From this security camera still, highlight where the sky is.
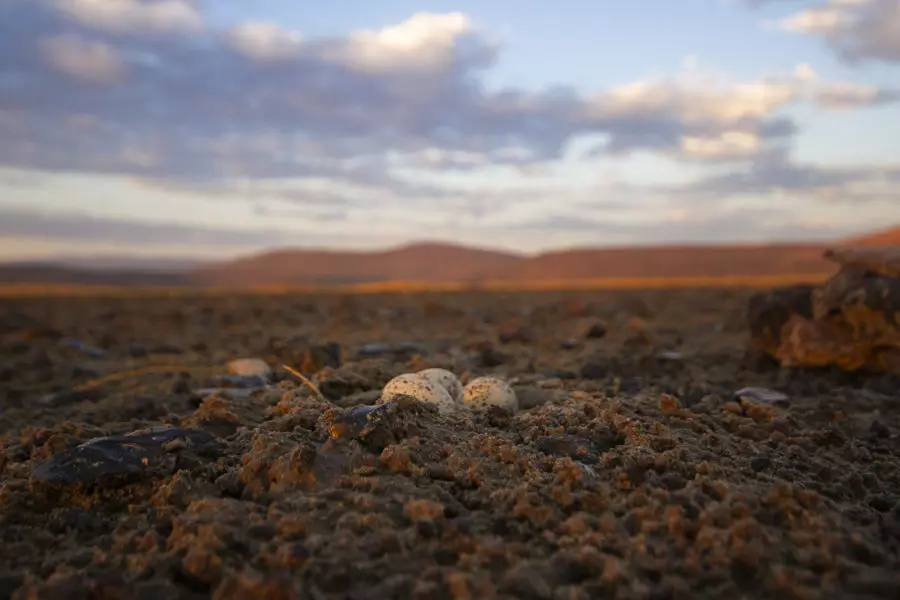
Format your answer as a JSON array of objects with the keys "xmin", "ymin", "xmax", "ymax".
[{"xmin": 1, "ymin": 0, "xmax": 899, "ymax": 262}]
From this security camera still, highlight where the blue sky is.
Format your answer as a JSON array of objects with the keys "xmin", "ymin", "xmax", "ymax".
[{"xmin": 1, "ymin": 0, "xmax": 899, "ymax": 262}]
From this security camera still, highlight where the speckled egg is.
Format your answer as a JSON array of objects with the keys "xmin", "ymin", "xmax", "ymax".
[
  {"xmin": 462, "ymin": 376, "xmax": 518, "ymax": 412},
  {"xmin": 416, "ymin": 368, "xmax": 464, "ymax": 403},
  {"xmin": 380, "ymin": 373, "xmax": 457, "ymax": 414}
]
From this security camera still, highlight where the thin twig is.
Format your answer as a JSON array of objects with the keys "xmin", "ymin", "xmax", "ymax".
[{"xmin": 281, "ymin": 364, "xmax": 327, "ymax": 402}]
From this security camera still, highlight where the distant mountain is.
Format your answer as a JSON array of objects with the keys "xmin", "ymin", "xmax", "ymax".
[
  {"xmin": 844, "ymin": 226, "xmax": 900, "ymax": 247},
  {"xmin": 191, "ymin": 243, "xmax": 524, "ymax": 286},
  {"xmin": 480, "ymin": 244, "xmax": 832, "ymax": 281},
  {"xmin": 0, "ymin": 227, "xmax": 897, "ymax": 287}
]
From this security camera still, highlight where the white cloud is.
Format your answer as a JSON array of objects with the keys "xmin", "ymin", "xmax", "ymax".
[
  {"xmin": 225, "ymin": 22, "xmax": 304, "ymax": 61},
  {"xmin": 225, "ymin": 12, "xmax": 480, "ymax": 73},
  {"xmin": 55, "ymin": 0, "xmax": 203, "ymax": 35},
  {"xmin": 812, "ymin": 82, "xmax": 892, "ymax": 109},
  {"xmin": 339, "ymin": 12, "xmax": 475, "ymax": 73},
  {"xmin": 778, "ymin": 0, "xmax": 900, "ymax": 63},
  {"xmin": 681, "ymin": 131, "xmax": 762, "ymax": 159}
]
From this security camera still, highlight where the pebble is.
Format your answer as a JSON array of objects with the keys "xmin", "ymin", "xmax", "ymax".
[
  {"xmin": 578, "ymin": 319, "xmax": 608, "ymax": 339},
  {"xmin": 498, "ymin": 323, "xmax": 535, "ymax": 344},
  {"xmin": 39, "ymin": 388, "xmax": 104, "ymax": 407},
  {"xmin": 462, "ymin": 376, "xmax": 518, "ymax": 412},
  {"xmin": 58, "ymin": 338, "xmax": 105, "ymax": 358},
  {"xmin": 579, "ymin": 360, "xmax": 608, "ymax": 380},
  {"xmin": 734, "ymin": 387, "xmax": 790, "ymax": 407},
  {"xmin": 127, "ymin": 343, "xmax": 149, "ymax": 358},
  {"xmin": 210, "ymin": 374, "xmax": 269, "ymax": 389},
  {"xmin": 357, "ymin": 342, "xmax": 425, "ymax": 358},
  {"xmin": 536, "ymin": 434, "xmax": 598, "ymax": 464},
  {"xmin": 299, "ymin": 342, "xmax": 342, "ymax": 373},
  {"xmin": 227, "ymin": 358, "xmax": 272, "ymax": 379},
  {"xmin": 328, "ymin": 404, "xmax": 390, "ymax": 441}
]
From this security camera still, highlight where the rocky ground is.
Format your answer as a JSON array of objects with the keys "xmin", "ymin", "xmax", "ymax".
[{"xmin": 1, "ymin": 288, "xmax": 899, "ymax": 599}]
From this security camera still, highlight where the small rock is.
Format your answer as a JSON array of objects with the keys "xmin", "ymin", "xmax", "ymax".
[
  {"xmin": 578, "ymin": 319, "xmax": 608, "ymax": 340},
  {"xmin": 150, "ymin": 343, "xmax": 184, "ymax": 355},
  {"xmin": 537, "ymin": 435, "xmax": 598, "ymax": 464},
  {"xmin": 357, "ymin": 342, "xmax": 425, "ymax": 359},
  {"xmin": 473, "ymin": 341, "xmax": 508, "ymax": 367},
  {"xmin": 559, "ymin": 339, "xmax": 578, "ymax": 350},
  {"xmin": 127, "ymin": 343, "xmax": 149, "ymax": 358},
  {"xmin": 734, "ymin": 387, "xmax": 790, "ymax": 408},
  {"xmin": 39, "ymin": 388, "xmax": 104, "ymax": 407},
  {"xmin": 870, "ymin": 419, "xmax": 891, "ymax": 438},
  {"xmin": 750, "ymin": 456, "xmax": 771, "ymax": 472},
  {"xmin": 171, "ymin": 377, "xmax": 192, "ymax": 395},
  {"xmin": 208, "ymin": 374, "xmax": 268, "ymax": 389},
  {"xmin": 498, "ymin": 322, "xmax": 534, "ymax": 344},
  {"xmin": 299, "ymin": 342, "xmax": 342, "ymax": 374},
  {"xmin": 659, "ymin": 393, "xmax": 682, "ymax": 415},
  {"xmin": 227, "ymin": 358, "xmax": 272, "ymax": 379},
  {"xmin": 59, "ymin": 338, "xmax": 105, "ymax": 358},
  {"xmin": 71, "ymin": 364, "xmax": 101, "ymax": 379},
  {"xmin": 328, "ymin": 404, "xmax": 390, "ymax": 440},
  {"xmin": 579, "ymin": 360, "xmax": 607, "ymax": 380}
]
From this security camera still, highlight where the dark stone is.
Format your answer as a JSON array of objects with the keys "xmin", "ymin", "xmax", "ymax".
[
  {"xmin": 579, "ymin": 360, "xmax": 607, "ymax": 380},
  {"xmin": 747, "ymin": 285, "xmax": 815, "ymax": 355},
  {"xmin": 750, "ymin": 456, "xmax": 771, "ymax": 472},
  {"xmin": 537, "ymin": 435, "xmax": 598, "ymax": 464},
  {"xmin": 498, "ymin": 323, "xmax": 535, "ymax": 345},
  {"xmin": 474, "ymin": 342, "xmax": 508, "ymax": 367},
  {"xmin": 300, "ymin": 342, "xmax": 342, "ymax": 373},
  {"xmin": 30, "ymin": 427, "xmax": 221, "ymax": 488},
  {"xmin": 127, "ymin": 343, "xmax": 149, "ymax": 358}
]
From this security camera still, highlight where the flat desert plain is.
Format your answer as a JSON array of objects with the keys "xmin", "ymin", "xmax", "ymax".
[{"xmin": 1, "ymin": 287, "xmax": 898, "ymax": 599}]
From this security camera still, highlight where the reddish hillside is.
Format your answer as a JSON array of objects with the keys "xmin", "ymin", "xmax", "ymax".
[
  {"xmin": 189, "ymin": 228, "xmax": 900, "ymax": 286},
  {"xmin": 844, "ymin": 226, "xmax": 900, "ymax": 247},
  {"xmin": 191, "ymin": 243, "xmax": 523, "ymax": 286},
  {"xmin": 484, "ymin": 244, "xmax": 832, "ymax": 281},
  {"xmin": 3, "ymin": 226, "xmax": 897, "ymax": 287}
]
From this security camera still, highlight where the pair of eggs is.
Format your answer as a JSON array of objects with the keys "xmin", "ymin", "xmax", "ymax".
[{"xmin": 379, "ymin": 368, "xmax": 518, "ymax": 415}]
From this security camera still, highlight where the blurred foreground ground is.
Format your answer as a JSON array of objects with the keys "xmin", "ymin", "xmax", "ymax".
[{"xmin": 1, "ymin": 288, "xmax": 899, "ymax": 599}]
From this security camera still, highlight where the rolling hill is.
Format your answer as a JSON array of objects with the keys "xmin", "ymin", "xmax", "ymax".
[{"xmin": 1, "ymin": 226, "xmax": 897, "ymax": 287}]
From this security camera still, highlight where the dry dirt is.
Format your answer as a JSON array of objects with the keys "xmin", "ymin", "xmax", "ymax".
[{"xmin": 1, "ymin": 288, "xmax": 899, "ymax": 599}]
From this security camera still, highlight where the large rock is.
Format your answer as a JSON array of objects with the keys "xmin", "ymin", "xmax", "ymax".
[{"xmin": 749, "ymin": 246, "xmax": 900, "ymax": 374}]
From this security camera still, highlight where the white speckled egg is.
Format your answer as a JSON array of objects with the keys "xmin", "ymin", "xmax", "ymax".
[
  {"xmin": 416, "ymin": 368, "xmax": 463, "ymax": 403},
  {"xmin": 462, "ymin": 376, "xmax": 518, "ymax": 412},
  {"xmin": 380, "ymin": 373, "xmax": 457, "ymax": 414}
]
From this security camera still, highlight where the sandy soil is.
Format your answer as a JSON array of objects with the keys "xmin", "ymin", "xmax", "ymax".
[{"xmin": 1, "ymin": 289, "xmax": 899, "ymax": 599}]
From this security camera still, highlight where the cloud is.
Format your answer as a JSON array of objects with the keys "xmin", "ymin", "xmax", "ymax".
[
  {"xmin": 3, "ymin": 0, "xmax": 893, "ymax": 191},
  {"xmin": 777, "ymin": 0, "xmax": 900, "ymax": 63},
  {"xmin": 666, "ymin": 149, "xmax": 900, "ymax": 203},
  {"xmin": 0, "ymin": 0, "xmax": 896, "ymax": 253},
  {"xmin": 0, "ymin": 204, "xmax": 328, "ymax": 247},
  {"xmin": 54, "ymin": 0, "xmax": 203, "ymax": 35},
  {"xmin": 812, "ymin": 82, "xmax": 900, "ymax": 109},
  {"xmin": 38, "ymin": 33, "xmax": 126, "ymax": 83}
]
